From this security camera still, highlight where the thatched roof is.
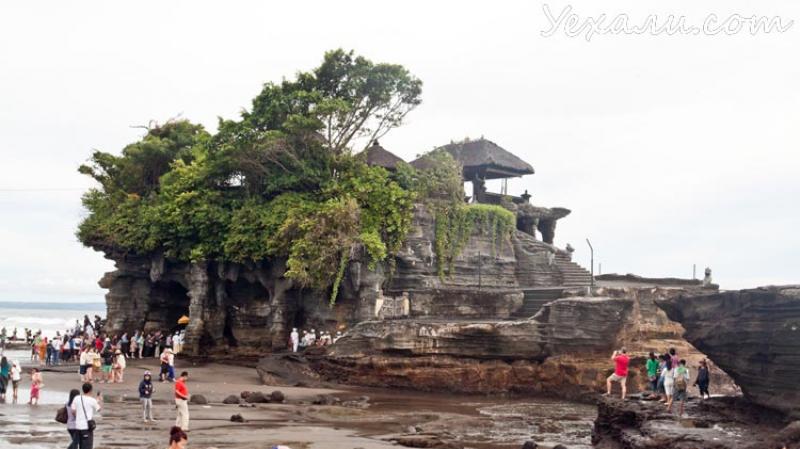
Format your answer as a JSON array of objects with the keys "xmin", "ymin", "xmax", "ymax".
[
  {"xmin": 360, "ymin": 141, "xmax": 405, "ymax": 171},
  {"xmin": 441, "ymin": 138, "xmax": 534, "ymax": 180}
]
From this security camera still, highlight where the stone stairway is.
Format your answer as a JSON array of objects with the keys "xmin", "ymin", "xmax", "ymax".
[
  {"xmin": 554, "ymin": 252, "xmax": 593, "ymax": 287},
  {"xmin": 513, "ymin": 231, "xmax": 593, "ymax": 289},
  {"xmin": 511, "ymin": 288, "xmax": 564, "ymax": 319}
]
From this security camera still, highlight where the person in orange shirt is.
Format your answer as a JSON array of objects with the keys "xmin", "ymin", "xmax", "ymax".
[{"xmin": 174, "ymin": 371, "xmax": 190, "ymax": 431}]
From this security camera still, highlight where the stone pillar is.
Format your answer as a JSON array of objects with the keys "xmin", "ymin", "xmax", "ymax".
[
  {"xmin": 538, "ymin": 219, "xmax": 557, "ymax": 245},
  {"xmin": 183, "ymin": 262, "xmax": 210, "ymax": 356}
]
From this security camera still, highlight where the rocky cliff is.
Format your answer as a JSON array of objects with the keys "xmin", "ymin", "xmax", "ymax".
[
  {"xmin": 656, "ymin": 286, "xmax": 800, "ymax": 417},
  {"xmin": 100, "ymin": 203, "xmax": 582, "ymax": 355}
]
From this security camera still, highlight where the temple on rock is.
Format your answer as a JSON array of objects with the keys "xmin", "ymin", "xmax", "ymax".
[{"xmin": 100, "ymin": 136, "xmax": 592, "ymax": 356}]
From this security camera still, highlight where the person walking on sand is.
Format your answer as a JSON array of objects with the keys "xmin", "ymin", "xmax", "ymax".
[
  {"xmin": 694, "ymin": 359, "xmax": 711, "ymax": 399},
  {"xmin": 668, "ymin": 359, "xmax": 691, "ymax": 416},
  {"xmin": 100, "ymin": 346, "xmax": 114, "ymax": 383},
  {"xmin": 72, "ymin": 382, "xmax": 102, "ymax": 449},
  {"xmin": 139, "ymin": 371, "xmax": 156, "ymax": 422},
  {"xmin": 29, "ymin": 367, "xmax": 43, "ymax": 405},
  {"xmin": 10, "ymin": 360, "xmax": 21, "ymax": 403},
  {"xmin": 168, "ymin": 426, "xmax": 188, "ymax": 449},
  {"xmin": 605, "ymin": 347, "xmax": 630, "ymax": 399},
  {"xmin": 66, "ymin": 388, "xmax": 80, "ymax": 449},
  {"xmin": 174, "ymin": 371, "xmax": 190, "ymax": 431},
  {"xmin": 0, "ymin": 356, "xmax": 10, "ymax": 402}
]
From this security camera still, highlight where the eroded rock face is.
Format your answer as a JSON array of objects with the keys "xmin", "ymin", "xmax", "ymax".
[
  {"xmin": 312, "ymin": 296, "xmax": 638, "ymax": 397},
  {"xmin": 656, "ymin": 286, "xmax": 800, "ymax": 416}
]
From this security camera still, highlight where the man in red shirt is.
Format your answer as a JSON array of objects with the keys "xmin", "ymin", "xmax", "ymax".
[
  {"xmin": 174, "ymin": 371, "xmax": 190, "ymax": 431},
  {"xmin": 605, "ymin": 347, "xmax": 630, "ymax": 399}
]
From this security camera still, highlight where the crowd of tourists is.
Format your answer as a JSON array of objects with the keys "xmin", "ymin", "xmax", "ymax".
[
  {"xmin": 288, "ymin": 328, "xmax": 343, "ymax": 352},
  {"xmin": 605, "ymin": 346, "xmax": 712, "ymax": 417}
]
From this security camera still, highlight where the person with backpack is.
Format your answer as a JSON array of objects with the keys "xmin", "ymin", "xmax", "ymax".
[
  {"xmin": 139, "ymin": 371, "xmax": 155, "ymax": 422},
  {"xmin": 668, "ymin": 359, "xmax": 691, "ymax": 416},
  {"xmin": 71, "ymin": 382, "xmax": 102, "ymax": 449}
]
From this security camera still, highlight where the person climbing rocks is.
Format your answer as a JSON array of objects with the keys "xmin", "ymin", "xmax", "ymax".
[
  {"xmin": 694, "ymin": 359, "xmax": 710, "ymax": 399},
  {"xmin": 668, "ymin": 359, "xmax": 691, "ymax": 416},
  {"xmin": 605, "ymin": 347, "xmax": 630, "ymax": 399}
]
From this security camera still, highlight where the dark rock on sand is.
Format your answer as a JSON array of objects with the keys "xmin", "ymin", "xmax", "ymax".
[
  {"xmin": 223, "ymin": 395, "xmax": 241, "ymax": 404},
  {"xmin": 269, "ymin": 390, "xmax": 285, "ymax": 403},
  {"xmin": 657, "ymin": 285, "xmax": 800, "ymax": 416},
  {"xmin": 189, "ymin": 394, "xmax": 208, "ymax": 405},
  {"xmin": 244, "ymin": 391, "xmax": 270, "ymax": 404},
  {"xmin": 390, "ymin": 436, "xmax": 464, "ymax": 449},
  {"xmin": 230, "ymin": 414, "xmax": 244, "ymax": 423},
  {"xmin": 521, "ymin": 441, "xmax": 538, "ymax": 449}
]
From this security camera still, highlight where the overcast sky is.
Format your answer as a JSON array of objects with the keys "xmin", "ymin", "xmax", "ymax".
[{"xmin": 1, "ymin": 1, "xmax": 798, "ymax": 302}]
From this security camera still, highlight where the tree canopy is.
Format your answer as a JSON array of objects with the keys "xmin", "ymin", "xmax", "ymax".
[{"xmin": 78, "ymin": 49, "xmax": 513, "ymax": 304}]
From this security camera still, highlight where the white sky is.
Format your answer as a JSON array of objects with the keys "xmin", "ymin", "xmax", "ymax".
[{"xmin": 1, "ymin": 1, "xmax": 798, "ymax": 302}]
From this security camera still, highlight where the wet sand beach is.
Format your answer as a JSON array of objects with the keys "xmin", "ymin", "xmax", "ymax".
[{"xmin": 0, "ymin": 358, "xmax": 595, "ymax": 449}]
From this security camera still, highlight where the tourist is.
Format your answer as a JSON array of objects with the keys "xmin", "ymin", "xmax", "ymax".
[
  {"xmin": 605, "ymin": 347, "xmax": 630, "ymax": 399},
  {"xmin": 29, "ymin": 367, "xmax": 43, "ymax": 405},
  {"xmin": 668, "ymin": 359, "xmax": 691, "ymax": 416},
  {"xmin": 668, "ymin": 347, "xmax": 679, "ymax": 368},
  {"xmin": 662, "ymin": 357, "xmax": 676, "ymax": 409},
  {"xmin": 0, "ymin": 356, "xmax": 9, "ymax": 402},
  {"xmin": 38, "ymin": 337, "xmax": 47, "ymax": 366},
  {"xmin": 645, "ymin": 352, "xmax": 659, "ymax": 395},
  {"xmin": 167, "ymin": 348, "xmax": 176, "ymax": 381},
  {"xmin": 72, "ymin": 382, "xmax": 102, "ymax": 449},
  {"xmin": 101, "ymin": 345, "xmax": 114, "ymax": 383},
  {"xmin": 91, "ymin": 347, "xmax": 102, "ymax": 383},
  {"xmin": 173, "ymin": 331, "xmax": 183, "ymax": 354},
  {"xmin": 66, "ymin": 388, "xmax": 80, "ymax": 449},
  {"xmin": 120, "ymin": 333, "xmax": 130, "ymax": 357},
  {"xmin": 112, "ymin": 349, "xmax": 126, "ymax": 383},
  {"xmin": 10, "ymin": 360, "xmax": 21, "ymax": 403},
  {"xmin": 79, "ymin": 348, "xmax": 90, "ymax": 382},
  {"xmin": 174, "ymin": 371, "xmax": 190, "ymax": 431},
  {"xmin": 137, "ymin": 331, "xmax": 145, "ymax": 358},
  {"xmin": 290, "ymin": 328, "xmax": 299, "ymax": 352},
  {"xmin": 139, "ymin": 371, "xmax": 156, "ymax": 422},
  {"xmin": 656, "ymin": 354, "xmax": 669, "ymax": 402},
  {"xmin": 168, "ymin": 426, "xmax": 188, "ymax": 449},
  {"xmin": 694, "ymin": 359, "xmax": 710, "ymax": 400},
  {"xmin": 51, "ymin": 334, "xmax": 62, "ymax": 366},
  {"xmin": 160, "ymin": 348, "xmax": 171, "ymax": 382}
]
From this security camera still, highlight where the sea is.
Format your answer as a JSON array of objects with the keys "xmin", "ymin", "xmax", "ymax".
[{"xmin": 0, "ymin": 301, "xmax": 105, "ymax": 361}]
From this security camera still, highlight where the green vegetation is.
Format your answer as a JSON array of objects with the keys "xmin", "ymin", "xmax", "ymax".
[{"xmin": 77, "ymin": 49, "xmax": 515, "ymax": 304}]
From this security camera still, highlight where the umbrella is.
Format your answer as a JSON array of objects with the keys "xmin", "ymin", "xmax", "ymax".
[{"xmin": 177, "ymin": 315, "xmax": 190, "ymax": 325}]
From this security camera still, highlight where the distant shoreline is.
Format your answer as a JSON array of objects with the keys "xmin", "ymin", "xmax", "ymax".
[{"xmin": 0, "ymin": 301, "xmax": 105, "ymax": 310}]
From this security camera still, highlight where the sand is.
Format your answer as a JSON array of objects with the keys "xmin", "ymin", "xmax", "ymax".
[{"xmin": 0, "ymin": 357, "xmax": 595, "ymax": 449}]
